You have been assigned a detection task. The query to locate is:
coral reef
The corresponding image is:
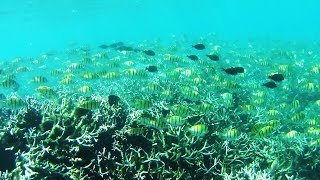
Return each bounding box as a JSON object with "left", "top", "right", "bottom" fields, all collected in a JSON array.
[{"left": 1, "top": 94, "right": 319, "bottom": 179}]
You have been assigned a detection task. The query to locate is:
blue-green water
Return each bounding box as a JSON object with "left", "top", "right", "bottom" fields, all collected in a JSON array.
[{"left": 1, "top": 0, "right": 320, "bottom": 59}]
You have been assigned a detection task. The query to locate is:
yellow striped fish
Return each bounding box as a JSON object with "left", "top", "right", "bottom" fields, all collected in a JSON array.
[
  {"left": 254, "top": 125, "right": 274, "bottom": 138},
  {"left": 149, "top": 119, "right": 167, "bottom": 129},
  {"left": 251, "top": 98, "right": 265, "bottom": 106},
  {"left": 32, "top": 76, "right": 48, "bottom": 83},
  {"left": 82, "top": 72, "right": 99, "bottom": 80},
  {"left": 221, "top": 92, "right": 233, "bottom": 107},
  {"left": 241, "top": 104, "right": 256, "bottom": 112},
  {"left": 106, "top": 62, "right": 120, "bottom": 68},
  {"left": 311, "top": 65, "right": 320, "bottom": 74},
  {"left": 311, "top": 64, "right": 320, "bottom": 74},
  {"left": 285, "top": 130, "right": 297, "bottom": 139},
  {"left": 146, "top": 83, "right": 162, "bottom": 92},
  {"left": 195, "top": 102, "right": 212, "bottom": 114},
  {"left": 1, "top": 78, "right": 19, "bottom": 89},
  {"left": 63, "top": 74, "right": 75, "bottom": 79},
  {"left": 127, "top": 128, "right": 146, "bottom": 136},
  {"left": 4, "top": 74, "right": 16, "bottom": 80},
  {"left": 310, "top": 139, "right": 320, "bottom": 147},
  {"left": 266, "top": 120, "right": 280, "bottom": 129},
  {"left": 303, "top": 82, "right": 316, "bottom": 91},
  {"left": 181, "top": 69, "right": 193, "bottom": 77},
  {"left": 307, "top": 127, "right": 320, "bottom": 136},
  {"left": 189, "top": 124, "right": 208, "bottom": 136},
  {"left": 278, "top": 64, "right": 289, "bottom": 73},
  {"left": 0, "top": 93, "right": 6, "bottom": 100},
  {"left": 78, "top": 85, "right": 93, "bottom": 93},
  {"left": 266, "top": 109, "right": 280, "bottom": 117},
  {"left": 81, "top": 56, "right": 93, "bottom": 63},
  {"left": 16, "top": 66, "right": 30, "bottom": 72},
  {"left": 191, "top": 77, "right": 203, "bottom": 84},
  {"left": 278, "top": 103, "right": 288, "bottom": 110},
  {"left": 102, "top": 72, "right": 120, "bottom": 79},
  {"left": 171, "top": 105, "right": 189, "bottom": 117},
  {"left": 125, "top": 68, "right": 146, "bottom": 77},
  {"left": 78, "top": 100, "right": 101, "bottom": 110},
  {"left": 123, "top": 61, "right": 134, "bottom": 66},
  {"left": 5, "top": 95, "right": 25, "bottom": 109},
  {"left": 49, "top": 69, "right": 64, "bottom": 75},
  {"left": 224, "top": 129, "right": 241, "bottom": 139},
  {"left": 162, "top": 90, "right": 173, "bottom": 97},
  {"left": 291, "top": 111, "right": 305, "bottom": 122},
  {"left": 69, "top": 63, "right": 84, "bottom": 70},
  {"left": 166, "top": 115, "right": 185, "bottom": 127},
  {"left": 181, "top": 86, "right": 199, "bottom": 100},
  {"left": 60, "top": 77, "right": 73, "bottom": 85},
  {"left": 36, "top": 86, "right": 56, "bottom": 98},
  {"left": 308, "top": 118, "right": 320, "bottom": 126},
  {"left": 133, "top": 99, "right": 152, "bottom": 110},
  {"left": 138, "top": 117, "right": 167, "bottom": 129},
  {"left": 251, "top": 122, "right": 264, "bottom": 134},
  {"left": 291, "top": 100, "right": 300, "bottom": 109},
  {"left": 222, "top": 81, "right": 240, "bottom": 89}
]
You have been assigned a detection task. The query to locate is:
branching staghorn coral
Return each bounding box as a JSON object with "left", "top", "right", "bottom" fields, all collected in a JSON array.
[{"left": 1, "top": 89, "right": 320, "bottom": 179}]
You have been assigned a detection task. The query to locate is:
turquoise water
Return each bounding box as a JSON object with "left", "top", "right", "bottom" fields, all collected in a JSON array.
[{"left": 1, "top": 0, "right": 320, "bottom": 59}]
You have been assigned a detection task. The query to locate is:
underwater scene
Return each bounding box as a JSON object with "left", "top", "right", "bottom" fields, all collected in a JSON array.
[{"left": 1, "top": 0, "right": 320, "bottom": 179}]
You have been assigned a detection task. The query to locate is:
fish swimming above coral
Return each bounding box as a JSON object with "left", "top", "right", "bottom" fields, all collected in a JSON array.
[
  {"left": 108, "top": 95, "right": 120, "bottom": 106},
  {"left": 187, "top": 55, "right": 199, "bottom": 60},
  {"left": 98, "top": 44, "right": 109, "bottom": 49},
  {"left": 206, "top": 54, "right": 219, "bottom": 61},
  {"left": 143, "top": 50, "right": 156, "bottom": 56},
  {"left": 4, "top": 95, "right": 25, "bottom": 109},
  {"left": 1, "top": 78, "right": 19, "bottom": 89},
  {"left": 146, "top": 65, "right": 158, "bottom": 72},
  {"left": 99, "top": 42, "right": 124, "bottom": 49},
  {"left": 189, "top": 124, "right": 208, "bottom": 136},
  {"left": 263, "top": 81, "right": 277, "bottom": 88},
  {"left": 192, "top": 43, "right": 206, "bottom": 50},
  {"left": 117, "top": 45, "right": 135, "bottom": 52},
  {"left": 268, "top": 73, "right": 284, "bottom": 82},
  {"left": 31, "top": 75, "right": 48, "bottom": 83},
  {"left": 109, "top": 42, "right": 124, "bottom": 48},
  {"left": 1, "top": 34, "right": 320, "bottom": 180},
  {"left": 78, "top": 99, "right": 101, "bottom": 110},
  {"left": 222, "top": 67, "right": 244, "bottom": 75}
]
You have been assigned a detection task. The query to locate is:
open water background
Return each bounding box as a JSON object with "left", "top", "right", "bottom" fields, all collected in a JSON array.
[{"left": 0, "top": 0, "right": 320, "bottom": 60}]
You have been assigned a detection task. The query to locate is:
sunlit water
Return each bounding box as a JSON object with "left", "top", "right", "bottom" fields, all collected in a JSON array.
[{"left": 1, "top": 0, "right": 320, "bottom": 60}]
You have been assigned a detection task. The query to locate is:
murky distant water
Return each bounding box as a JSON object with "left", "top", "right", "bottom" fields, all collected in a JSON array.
[{"left": 1, "top": 0, "right": 320, "bottom": 59}]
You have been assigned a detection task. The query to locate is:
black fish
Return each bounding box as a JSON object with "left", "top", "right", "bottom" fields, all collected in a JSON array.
[
  {"left": 117, "top": 46, "right": 134, "bottom": 51},
  {"left": 187, "top": 55, "right": 199, "bottom": 60},
  {"left": 73, "top": 107, "right": 92, "bottom": 119},
  {"left": 161, "top": 109, "right": 170, "bottom": 117},
  {"left": 133, "top": 48, "right": 141, "bottom": 52},
  {"left": 268, "top": 73, "right": 284, "bottom": 82},
  {"left": 143, "top": 50, "right": 156, "bottom": 56},
  {"left": 108, "top": 95, "right": 120, "bottom": 106},
  {"left": 263, "top": 81, "right": 277, "bottom": 88},
  {"left": 206, "top": 54, "right": 219, "bottom": 61},
  {"left": 146, "top": 65, "right": 158, "bottom": 72},
  {"left": 109, "top": 42, "right": 124, "bottom": 48},
  {"left": 192, "top": 43, "right": 205, "bottom": 50},
  {"left": 222, "top": 67, "right": 244, "bottom": 75},
  {"left": 99, "top": 44, "right": 109, "bottom": 49},
  {"left": 0, "top": 147, "right": 15, "bottom": 172}
]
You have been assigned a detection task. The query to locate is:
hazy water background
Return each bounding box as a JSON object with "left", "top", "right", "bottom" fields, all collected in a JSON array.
[{"left": 1, "top": 0, "right": 319, "bottom": 60}]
